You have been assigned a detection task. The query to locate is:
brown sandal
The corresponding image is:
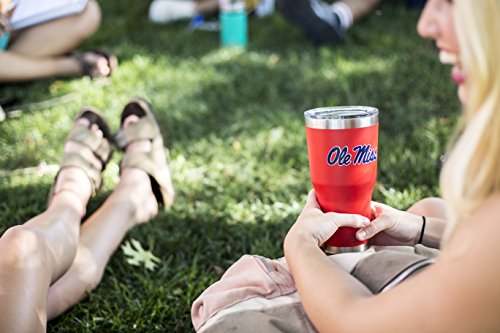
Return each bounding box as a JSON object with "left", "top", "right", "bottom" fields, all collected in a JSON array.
[
  {"left": 115, "top": 98, "right": 175, "bottom": 210},
  {"left": 73, "top": 50, "right": 118, "bottom": 78},
  {"left": 48, "top": 107, "right": 114, "bottom": 204}
]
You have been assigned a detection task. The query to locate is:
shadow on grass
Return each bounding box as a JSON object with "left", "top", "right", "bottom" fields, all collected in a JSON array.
[
  {"left": 0, "top": 181, "right": 47, "bottom": 232},
  {"left": 47, "top": 212, "right": 292, "bottom": 332}
]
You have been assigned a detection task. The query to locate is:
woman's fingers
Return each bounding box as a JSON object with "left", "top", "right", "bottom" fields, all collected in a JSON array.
[
  {"left": 300, "top": 190, "right": 371, "bottom": 244},
  {"left": 324, "top": 212, "right": 370, "bottom": 229},
  {"left": 356, "top": 216, "right": 392, "bottom": 241}
]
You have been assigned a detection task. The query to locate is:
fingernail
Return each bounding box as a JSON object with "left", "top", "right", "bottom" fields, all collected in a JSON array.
[{"left": 357, "top": 230, "right": 366, "bottom": 240}]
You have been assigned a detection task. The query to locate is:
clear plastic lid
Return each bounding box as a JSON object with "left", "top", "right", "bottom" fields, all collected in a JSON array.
[{"left": 304, "top": 106, "right": 378, "bottom": 129}]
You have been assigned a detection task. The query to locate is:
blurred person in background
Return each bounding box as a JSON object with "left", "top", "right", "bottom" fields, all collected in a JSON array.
[
  {"left": 0, "top": 0, "right": 116, "bottom": 83},
  {"left": 147, "top": 0, "right": 382, "bottom": 47}
]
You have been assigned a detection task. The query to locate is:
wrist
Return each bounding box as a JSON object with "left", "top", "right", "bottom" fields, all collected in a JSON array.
[
  {"left": 284, "top": 230, "right": 319, "bottom": 256},
  {"left": 417, "top": 216, "right": 426, "bottom": 244},
  {"left": 408, "top": 213, "right": 425, "bottom": 246}
]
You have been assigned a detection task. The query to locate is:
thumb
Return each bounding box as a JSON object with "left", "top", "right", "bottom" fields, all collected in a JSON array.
[
  {"left": 324, "top": 212, "right": 371, "bottom": 229},
  {"left": 370, "top": 201, "right": 389, "bottom": 217},
  {"left": 356, "top": 216, "right": 392, "bottom": 241},
  {"left": 305, "top": 189, "right": 321, "bottom": 210}
]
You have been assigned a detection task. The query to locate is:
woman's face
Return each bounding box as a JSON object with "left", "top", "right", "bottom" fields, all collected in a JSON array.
[{"left": 417, "top": 0, "right": 467, "bottom": 102}]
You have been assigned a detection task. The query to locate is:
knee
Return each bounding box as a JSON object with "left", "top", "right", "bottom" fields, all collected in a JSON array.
[
  {"left": 407, "top": 197, "right": 447, "bottom": 218},
  {"left": 74, "top": 0, "right": 102, "bottom": 40},
  {"left": 83, "top": 261, "right": 103, "bottom": 293},
  {"left": 74, "top": 248, "right": 103, "bottom": 293},
  {"left": 0, "top": 226, "right": 44, "bottom": 269}
]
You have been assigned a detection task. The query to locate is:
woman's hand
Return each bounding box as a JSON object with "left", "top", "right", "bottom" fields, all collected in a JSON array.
[
  {"left": 356, "top": 201, "right": 424, "bottom": 246},
  {"left": 284, "top": 190, "right": 371, "bottom": 251}
]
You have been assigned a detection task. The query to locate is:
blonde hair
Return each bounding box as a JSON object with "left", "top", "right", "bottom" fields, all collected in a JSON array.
[{"left": 440, "top": 0, "right": 500, "bottom": 243}]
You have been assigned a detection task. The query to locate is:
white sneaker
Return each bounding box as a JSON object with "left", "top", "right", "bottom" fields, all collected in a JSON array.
[{"left": 149, "top": 0, "right": 197, "bottom": 23}]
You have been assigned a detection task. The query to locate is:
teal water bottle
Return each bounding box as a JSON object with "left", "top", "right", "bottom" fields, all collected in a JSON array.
[{"left": 219, "top": 0, "right": 247, "bottom": 47}]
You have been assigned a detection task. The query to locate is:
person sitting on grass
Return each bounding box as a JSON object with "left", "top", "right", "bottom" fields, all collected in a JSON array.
[
  {"left": 191, "top": 0, "right": 500, "bottom": 332},
  {"left": 0, "top": 0, "right": 117, "bottom": 83},
  {"left": 0, "top": 98, "right": 174, "bottom": 332}
]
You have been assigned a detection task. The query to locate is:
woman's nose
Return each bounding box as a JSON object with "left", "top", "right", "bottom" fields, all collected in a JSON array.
[{"left": 417, "top": 1, "right": 439, "bottom": 39}]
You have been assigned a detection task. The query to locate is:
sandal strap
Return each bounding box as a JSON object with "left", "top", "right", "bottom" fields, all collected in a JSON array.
[
  {"left": 67, "top": 123, "right": 112, "bottom": 165},
  {"left": 118, "top": 98, "right": 175, "bottom": 209},
  {"left": 49, "top": 109, "right": 113, "bottom": 205},
  {"left": 119, "top": 133, "right": 174, "bottom": 209},
  {"left": 59, "top": 153, "right": 103, "bottom": 191},
  {"left": 116, "top": 116, "right": 160, "bottom": 149}
]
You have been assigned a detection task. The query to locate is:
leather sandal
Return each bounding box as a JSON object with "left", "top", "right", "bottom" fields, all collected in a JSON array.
[
  {"left": 48, "top": 107, "right": 114, "bottom": 204},
  {"left": 115, "top": 98, "right": 175, "bottom": 210}
]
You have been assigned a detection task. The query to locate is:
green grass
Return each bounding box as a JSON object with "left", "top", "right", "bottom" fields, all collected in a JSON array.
[{"left": 0, "top": 1, "right": 460, "bottom": 332}]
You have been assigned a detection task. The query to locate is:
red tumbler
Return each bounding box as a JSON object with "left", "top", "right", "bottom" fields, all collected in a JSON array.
[{"left": 305, "top": 106, "right": 378, "bottom": 254}]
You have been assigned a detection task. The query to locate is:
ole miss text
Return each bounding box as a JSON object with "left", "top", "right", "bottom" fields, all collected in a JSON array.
[{"left": 326, "top": 145, "right": 378, "bottom": 166}]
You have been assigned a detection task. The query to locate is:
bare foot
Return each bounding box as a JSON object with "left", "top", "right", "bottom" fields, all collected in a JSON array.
[
  {"left": 109, "top": 115, "right": 160, "bottom": 224},
  {"left": 50, "top": 118, "right": 104, "bottom": 216}
]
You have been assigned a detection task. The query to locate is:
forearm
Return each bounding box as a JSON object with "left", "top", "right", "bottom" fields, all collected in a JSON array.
[{"left": 284, "top": 235, "right": 372, "bottom": 332}]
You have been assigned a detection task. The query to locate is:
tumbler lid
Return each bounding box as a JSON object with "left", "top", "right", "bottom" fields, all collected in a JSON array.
[{"left": 304, "top": 106, "right": 379, "bottom": 129}]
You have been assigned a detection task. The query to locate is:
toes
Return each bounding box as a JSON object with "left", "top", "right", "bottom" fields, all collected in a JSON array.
[
  {"left": 80, "top": 52, "right": 112, "bottom": 77},
  {"left": 64, "top": 120, "right": 104, "bottom": 171},
  {"left": 97, "top": 59, "right": 111, "bottom": 77},
  {"left": 76, "top": 118, "right": 90, "bottom": 127},
  {"left": 90, "top": 123, "right": 103, "bottom": 139},
  {"left": 123, "top": 115, "right": 140, "bottom": 128},
  {"left": 76, "top": 118, "right": 103, "bottom": 138}
]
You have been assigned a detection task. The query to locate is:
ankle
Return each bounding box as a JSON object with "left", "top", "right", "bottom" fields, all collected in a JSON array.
[
  {"left": 49, "top": 190, "right": 87, "bottom": 218},
  {"left": 108, "top": 173, "right": 159, "bottom": 224},
  {"left": 52, "top": 167, "right": 92, "bottom": 210},
  {"left": 60, "top": 57, "right": 83, "bottom": 76},
  {"left": 106, "top": 192, "right": 155, "bottom": 227}
]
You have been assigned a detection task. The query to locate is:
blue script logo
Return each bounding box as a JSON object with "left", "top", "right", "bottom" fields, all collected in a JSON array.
[{"left": 326, "top": 145, "right": 377, "bottom": 166}]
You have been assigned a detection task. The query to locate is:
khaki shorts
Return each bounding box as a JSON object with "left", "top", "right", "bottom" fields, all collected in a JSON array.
[{"left": 192, "top": 245, "right": 438, "bottom": 332}]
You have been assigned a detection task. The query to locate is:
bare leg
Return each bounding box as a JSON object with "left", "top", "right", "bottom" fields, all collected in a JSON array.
[
  {"left": 9, "top": 0, "right": 101, "bottom": 56},
  {"left": 0, "top": 1, "right": 110, "bottom": 82},
  {"left": 47, "top": 115, "right": 162, "bottom": 320},
  {"left": 0, "top": 119, "right": 100, "bottom": 333},
  {"left": 341, "top": 0, "right": 382, "bottom": 22},
  {"left": 407, "top": 197, "right": 447, "bottom": 219},
  {"left": 0, "top": 52, "right": 82, "bottom": 82}
]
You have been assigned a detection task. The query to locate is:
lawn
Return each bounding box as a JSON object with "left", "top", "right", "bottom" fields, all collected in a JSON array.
[{"left": 0, "top": 0, "right": 460, "bottom": 332}]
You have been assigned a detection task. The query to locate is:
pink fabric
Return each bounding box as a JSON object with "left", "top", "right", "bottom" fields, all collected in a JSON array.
[{"left": 191, "top": 255, "right": 296, "bottom": 331}]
